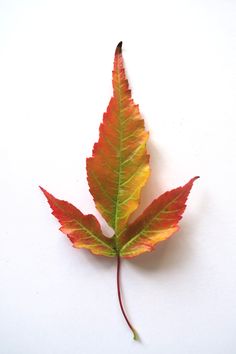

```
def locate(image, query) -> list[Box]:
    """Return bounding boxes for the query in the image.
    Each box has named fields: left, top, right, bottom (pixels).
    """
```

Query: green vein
left=121, top=143, right=145, bottom=166
left=120, top=165, right=143, bottom=187
left=113, top=61, right=124, bottom=241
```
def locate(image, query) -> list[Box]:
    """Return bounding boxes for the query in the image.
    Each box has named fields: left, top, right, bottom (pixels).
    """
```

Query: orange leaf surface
left=120, top=177, right=199, bottom=258
left=86, top=42, right=150, bottom=247
left=40, top=187, right=116, bottom=257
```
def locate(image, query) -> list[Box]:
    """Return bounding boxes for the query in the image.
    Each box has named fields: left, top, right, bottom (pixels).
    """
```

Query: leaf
left=120, top=177, right=199, bottom=258
left=40, top=42, right=199, bottom=340
left=39, top=187, right=116, bottom=257
left=86, top=42, right=150, bottom=247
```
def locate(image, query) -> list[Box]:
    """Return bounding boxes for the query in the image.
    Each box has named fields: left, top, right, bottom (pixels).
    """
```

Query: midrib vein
left=113, top=66, right=124, bottom=244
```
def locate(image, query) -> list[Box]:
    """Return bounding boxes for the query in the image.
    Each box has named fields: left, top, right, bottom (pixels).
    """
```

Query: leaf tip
left=115, top=41, right=123, bottom=54
left=39, top=185, right=46, bottom=194
left=39, top=186, right=51, bottom=201
left=192, top=176, right=200, bottom=183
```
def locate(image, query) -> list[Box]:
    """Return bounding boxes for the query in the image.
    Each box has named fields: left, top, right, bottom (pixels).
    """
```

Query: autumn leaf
left=40, top=42, right=199, bottom=340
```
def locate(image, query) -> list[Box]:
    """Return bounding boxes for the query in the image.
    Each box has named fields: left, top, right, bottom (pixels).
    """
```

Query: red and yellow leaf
left=86, top=42, right=150, bottom=246
left=40, top=187, right=116, bottom=257
left=40, top=42, right=199, bottom=339
left=120, top=177, right=199, bottom=258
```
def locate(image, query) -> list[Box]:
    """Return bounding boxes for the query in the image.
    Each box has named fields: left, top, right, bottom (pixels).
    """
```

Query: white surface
left=0, top=0, right=236, bottom=353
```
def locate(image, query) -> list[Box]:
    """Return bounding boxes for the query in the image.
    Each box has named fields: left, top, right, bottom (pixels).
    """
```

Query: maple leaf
left=40, top=42, right=199, bottom=340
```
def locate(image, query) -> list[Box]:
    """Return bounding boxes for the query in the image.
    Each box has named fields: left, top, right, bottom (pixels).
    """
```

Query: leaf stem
left=116, top=255, right=139, bottom=340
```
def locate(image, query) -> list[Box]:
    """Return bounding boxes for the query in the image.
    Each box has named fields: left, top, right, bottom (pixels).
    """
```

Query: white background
left=0, top=0, right=236, bottom=353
